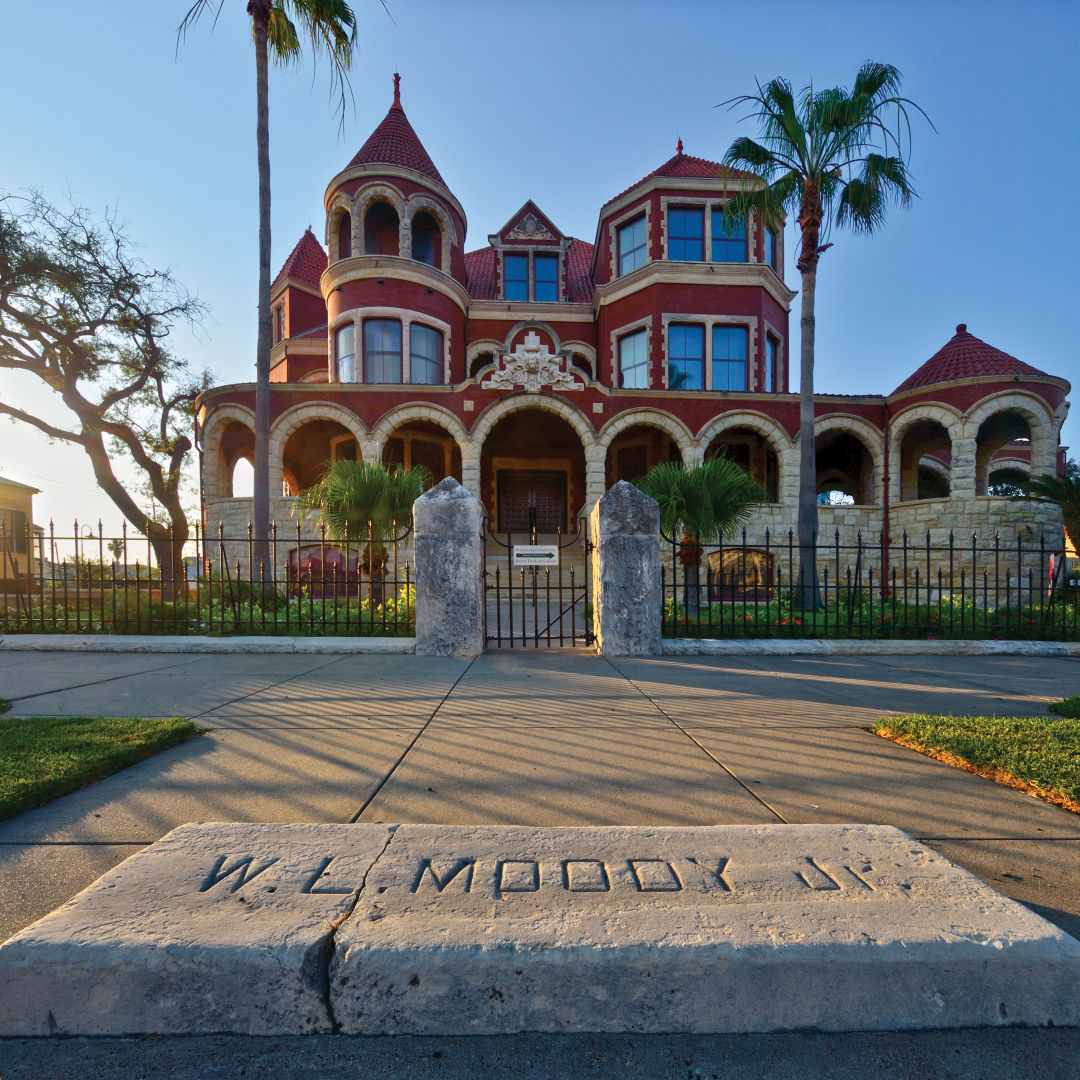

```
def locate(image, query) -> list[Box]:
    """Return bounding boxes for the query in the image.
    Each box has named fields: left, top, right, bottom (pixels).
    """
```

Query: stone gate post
left=413, top=477, right=485, bottom=657
left=589, top=481, right=661, bottom=656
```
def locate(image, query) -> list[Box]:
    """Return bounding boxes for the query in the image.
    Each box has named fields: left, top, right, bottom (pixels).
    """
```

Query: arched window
left=411, top=211, right=441, bottom=267
left=337, top=211, right=352, bottom=259
left=335, top=324, right=355, bottom=382
left=364, top=202, right=399, bottom=256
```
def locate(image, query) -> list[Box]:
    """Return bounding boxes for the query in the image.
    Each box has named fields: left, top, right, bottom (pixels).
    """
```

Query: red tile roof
left=893, top=324, right=1052, bottom=395
left=463, top=240, right=595, bottom=303
left=565, top=238, right=595, bottom=303
left=346, top=77, right=445, bottom=186
left=606, top=145, right=754, bottom=206
left=272, top=228, right=327, bottom=292
left=464, top=247, right=495, bottom=299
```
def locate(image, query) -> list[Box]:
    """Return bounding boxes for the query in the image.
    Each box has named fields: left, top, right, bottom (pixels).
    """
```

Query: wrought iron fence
left=662, top=527, right=1079, bottom=641
left=0, top=520, right=413, bottom=637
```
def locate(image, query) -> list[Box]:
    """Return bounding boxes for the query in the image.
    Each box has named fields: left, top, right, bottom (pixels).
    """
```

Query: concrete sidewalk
left=1, top=647, right=1079, bottom=1077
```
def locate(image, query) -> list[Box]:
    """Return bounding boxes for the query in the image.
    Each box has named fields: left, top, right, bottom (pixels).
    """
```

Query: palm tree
left=636, top=457, right=764, bottom=617
left=720, top=62, right=930, bottom=608
left=296, top=459, right=431, bottom=599
left=178, top=0, right=360, bottom=576
left=1021, top=458, right=1080, bottom=555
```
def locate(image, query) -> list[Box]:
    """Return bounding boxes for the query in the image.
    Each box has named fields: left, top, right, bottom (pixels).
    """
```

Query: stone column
left=583, top=444, right=607, bottom=518
left=950, top=436, right=978, bottom=501
left=413, top=477, right=485, bottom=657
left=460, top=444, right=482, bottom=506
left=589, top=481, right=661, bottom=657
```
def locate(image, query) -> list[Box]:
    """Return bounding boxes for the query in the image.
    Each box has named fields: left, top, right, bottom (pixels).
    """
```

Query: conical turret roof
left=271, top=228, right=327, bottom=291
left=346, top=74, right=445, bottom=186
left=893, top=324, right=1051, bottom=395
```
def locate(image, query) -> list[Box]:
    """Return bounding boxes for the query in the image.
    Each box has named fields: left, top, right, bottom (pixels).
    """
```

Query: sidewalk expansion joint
left=185, top=655, right=346, bottom=722
left=2, top=656, right=197, bottom=704
left=348, top=656, right=478, bottom=823
left=603, top=657, right=788, bottom=824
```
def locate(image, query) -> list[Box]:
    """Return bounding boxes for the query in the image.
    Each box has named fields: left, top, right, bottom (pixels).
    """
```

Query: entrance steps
left=2, top=823, right=1079, bottom=1037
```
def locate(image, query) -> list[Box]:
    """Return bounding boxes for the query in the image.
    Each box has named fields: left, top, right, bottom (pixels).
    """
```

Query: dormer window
left=667, top=208, right=703, bottom=261
left=502, top=252, right=560, bottom=302
left=711, top=209, right=747, bottom=262
left=534, top=255, right=558, bottom=302
left=504, top=255, right=528, bottom=301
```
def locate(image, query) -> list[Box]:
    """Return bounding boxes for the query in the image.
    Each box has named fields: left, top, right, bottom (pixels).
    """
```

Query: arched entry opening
left=605, top=425, right=683, bottom=486
left=219, top=421, right=255, bottom=498
left=898, top=419, right=952, bottom=500
left=705, top=427, right=779, bottom=502
left=815, top=431, right=874, bottom=506
left=282, top=420, right=359, bottom=496
left=987, top=465, right=1029, bottom=497
left=976, top=410, right=1031, bottom=494
left=382, top=420, right=462, bottom=484
left=482, top=410, right=586, bottom=534
left=364, top=202, right=399, bottom=256
left=410, top=211, right=441, bottom=267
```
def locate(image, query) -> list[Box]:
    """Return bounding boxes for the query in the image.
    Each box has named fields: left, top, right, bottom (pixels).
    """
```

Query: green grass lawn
left=872, top=711, right=1080, bottom=813
left=0, top=714, right=205, bottom=821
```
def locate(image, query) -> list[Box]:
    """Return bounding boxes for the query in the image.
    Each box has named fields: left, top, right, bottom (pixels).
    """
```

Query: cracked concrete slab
left=329, top=823, right=1080, bottom=1034
left=0, top=823, right=394, bottom=1036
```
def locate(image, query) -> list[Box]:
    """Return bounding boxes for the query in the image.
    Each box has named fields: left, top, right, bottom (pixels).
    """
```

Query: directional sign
left=512, top=545, right=559, bottom=568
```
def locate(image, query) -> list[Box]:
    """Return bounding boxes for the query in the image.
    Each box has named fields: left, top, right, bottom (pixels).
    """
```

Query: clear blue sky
left=2, top=0, right=1077, bottom=529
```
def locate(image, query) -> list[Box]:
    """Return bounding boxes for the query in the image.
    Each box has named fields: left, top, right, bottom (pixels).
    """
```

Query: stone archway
left=201, top=404, right=256, bottom=500
left=372, top=404, right=468, bottom=485
left=269, top=402, right=369, bottom=496
left=475, top=401, right=591, bottom=533
left=964, top=392, right=1055, bottom=493
left=697, top=411, right=797, bottom=507
left=888, top=404, right=962, bottom=504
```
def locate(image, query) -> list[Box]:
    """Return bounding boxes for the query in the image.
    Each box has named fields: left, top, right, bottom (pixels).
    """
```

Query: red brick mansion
left=197, top=77, right=1070, bottom=548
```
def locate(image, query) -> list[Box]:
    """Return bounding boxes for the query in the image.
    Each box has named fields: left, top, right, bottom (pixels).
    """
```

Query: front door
left=496, top=469, right=567, bottom=534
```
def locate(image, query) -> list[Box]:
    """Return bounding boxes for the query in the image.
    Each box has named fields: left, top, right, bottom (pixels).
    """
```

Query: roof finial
left=676, top=136, right=683, bottom=154
left=392, top=72, right=401, bottom=108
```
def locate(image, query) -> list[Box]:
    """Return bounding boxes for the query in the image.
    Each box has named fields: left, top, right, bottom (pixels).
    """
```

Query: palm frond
left=296, top=459, right=432, bottom=541
left=635, top=458, right=763, bottom=543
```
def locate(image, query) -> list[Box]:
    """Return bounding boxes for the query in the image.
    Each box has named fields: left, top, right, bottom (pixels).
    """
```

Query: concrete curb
left=1, top=634, right=1077, bottom=658
left=2, top=823, right=1079, bottom=1037
left=0, top=634, right=416, bottom=654
left=662, top=638, right=1080, bottom=658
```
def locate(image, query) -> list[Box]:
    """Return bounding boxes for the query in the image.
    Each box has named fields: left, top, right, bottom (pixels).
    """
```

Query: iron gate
left=484, top=520, right=593, bottom=648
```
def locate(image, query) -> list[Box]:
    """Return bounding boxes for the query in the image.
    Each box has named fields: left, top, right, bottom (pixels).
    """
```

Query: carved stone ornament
left=506, top=213, right=555, bottom=241
left=481, top=331, right=584, bottom=393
